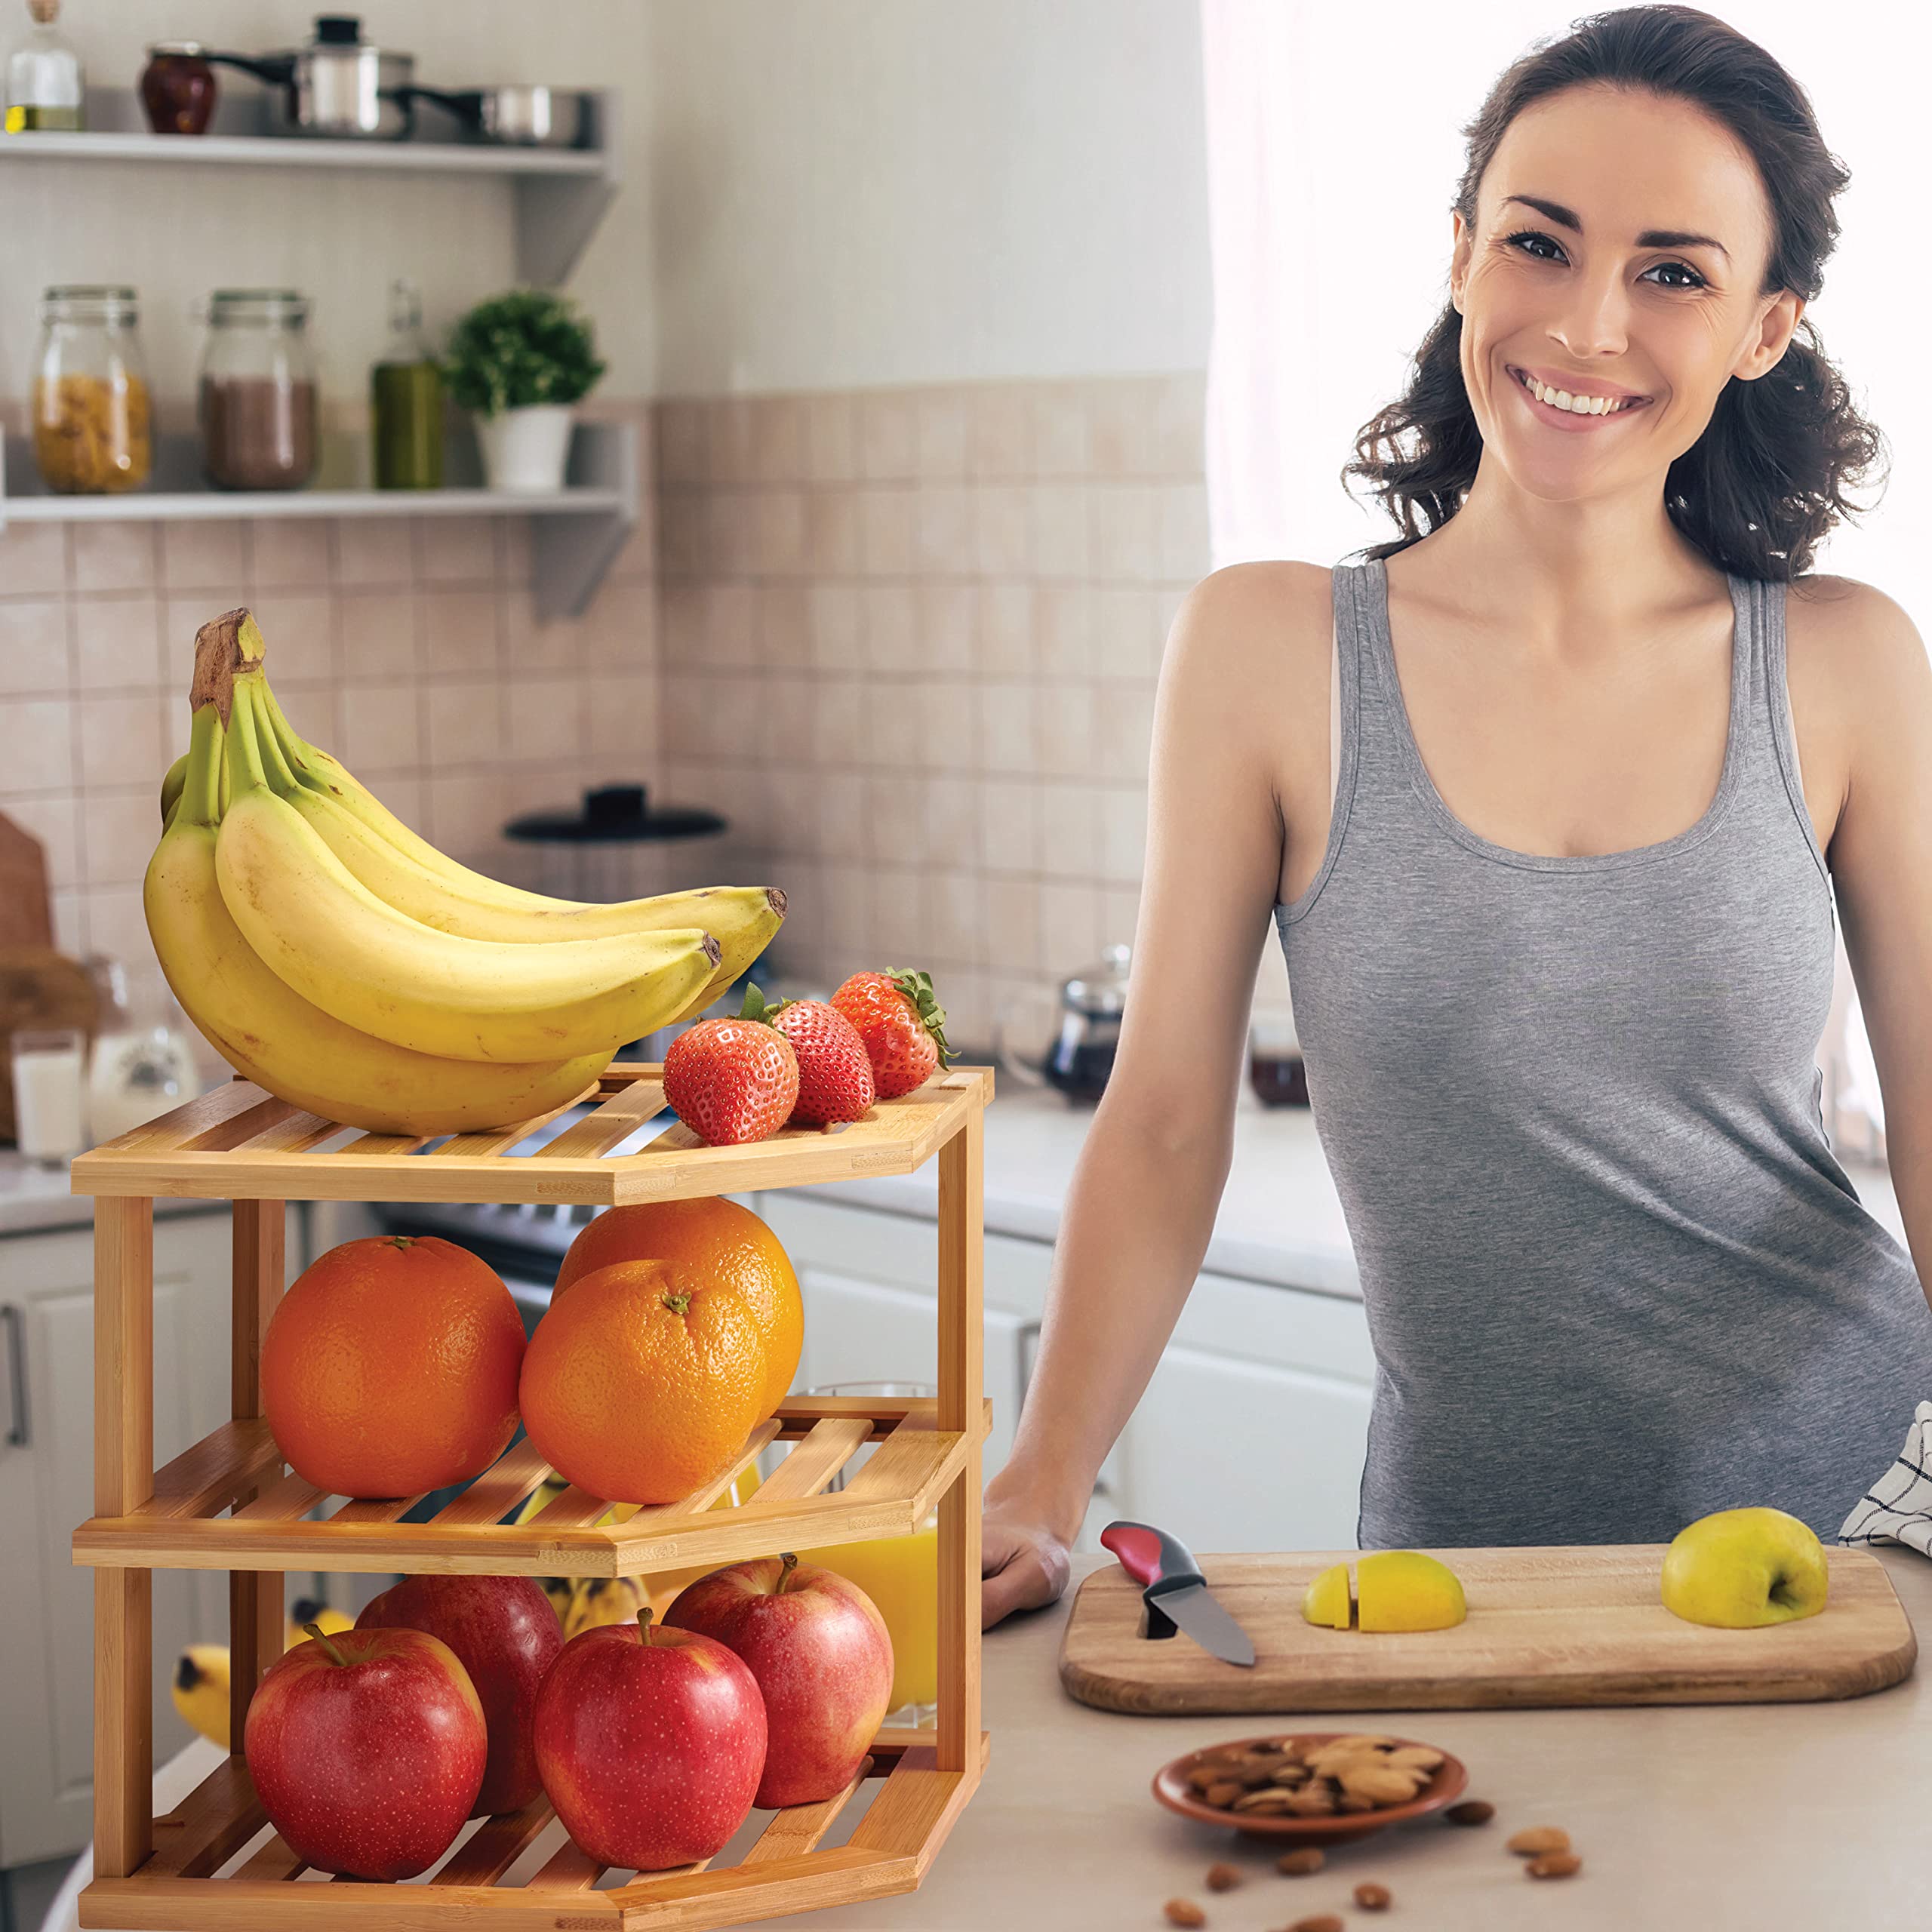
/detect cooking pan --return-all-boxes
[400,83,588,148]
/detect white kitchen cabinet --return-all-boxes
[0,1206,308,1871]
[747,1188,1373,1555]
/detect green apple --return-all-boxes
[1659,1506,1830,1629]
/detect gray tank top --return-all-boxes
[1275,555,1932,1549]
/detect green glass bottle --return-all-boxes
[370,278,444,490]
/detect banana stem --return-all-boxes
[179,705,225,829]
[248,679,302,794]
[224,675,271,797]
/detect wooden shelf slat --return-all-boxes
[232,1835,305,1881]
[526,1840,602,1890]
[229,1470,326,1523]
[68,1065,995,1204]
[746,1417,872,1503]
[738,1759,871,1866]
[430,1798,554,1887]
[140,1418,283,1521]
[428,1441,555,1527]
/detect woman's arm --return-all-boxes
[980,562,1315,1626]
[1818,580,1932,1317]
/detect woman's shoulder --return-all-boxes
[1164,559,1335,685]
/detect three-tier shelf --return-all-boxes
[69,1060,992,1930]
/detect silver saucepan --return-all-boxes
[207,15,414,140]
[400,83,589,148]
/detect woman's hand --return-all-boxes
[980,1492,1075,1629]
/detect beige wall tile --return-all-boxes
[1039,780,1099,878]
[816,770,869,860]
[985,875,1043,977]
[80,788,157,887]
[585,673,655,758]
[584,583,657,671]
[5,793,79,887]
[759,586,812,669]
[420,590,498,677]
[702,583,760,668]
[426,772,510,860]
[812,678,866,767]
[251,593,337,684]
[160,519,247,592]
[977,681,1037,774]
[821,860,875,960]
[973,485,1032,577]
[764,766,820,857]
[926,866,984,967]
[749,491,808,577]
[710,398,756,483]
[0,598,72,694]
[803,491,863,577]
[808,584,866,671]
[1034,586,1091,678]
[507,678,586,764]
[749,396,808,482]
[1037,878,1101,972]
[863,680,921,768]
[1158,482,1211,583]
[1029,485,1090,578]
[1089,485,1159,582]
[1089,377,1161,477]
[857,488,915,578]
[758,672,814,767]
[1097,783,1149,883]
[655,401,708,486]
[976,584,1034,678]
[335,518,414,586]
[918,585,976,675]
[417,518,497,586]
[425,679,503,767]
[1099,884,1142,953]
[1091,586,1166,681]
[497,515,538,589]
[870,863,930,958]
[861,586,919,672]
[922,774,981,866]
[250,518,332,589]
[920,678,979,770]
[979,777,1041,875]
[657,491,706,577]
[85,884,154,973]
[72,596,161,692]
[72,522,157,593]
[913,485,974,575]
[915,392,971,479]
[1096,683,1157,780]
[1035,682,1097,780]
[76,694,156,791]
[338,589,417,680]
[858,393,918,481]
[970,388,1033,480]
[0,522,69,596]
[340,682,423,773]
[802,394,859,484]
[1032,383,1092,478]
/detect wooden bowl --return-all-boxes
[1152,1730,1469,1846]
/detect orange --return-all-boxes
[260,1235,525,1500]
[555,1198,802,1419]
[520,1260,769,1505]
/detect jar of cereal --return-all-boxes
[32,285,152,494]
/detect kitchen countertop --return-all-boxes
[782,1546,1931,1930]
[2,1081,1912,1296]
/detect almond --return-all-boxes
[1353,1881,1393,1909]
[1283,1786,1337,1816]
[1203,1780,1244,1808]
[1231,1789,1297,1813]
[1286,1916,1344,1932]
[1204,1863,1241,1892]
[1338,1761,1423,1805]
[1276,1847,1326,1876]
[1445,1798,1495,1826]
[1507,1826,1571,1857]
[1527,1851,1583,1879]
[1163,1901,1206,1927]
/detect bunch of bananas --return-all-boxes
[146,610,786,1134]
[171,1599,354,1749]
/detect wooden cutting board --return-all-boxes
[1058,1546,1918,1712]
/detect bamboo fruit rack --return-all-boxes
[69,1059,993,1930]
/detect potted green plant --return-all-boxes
[444,288,606,494]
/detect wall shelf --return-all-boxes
[0,423,639,620]
[0,87,621,284]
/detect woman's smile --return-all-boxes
[1506,362,1657,434]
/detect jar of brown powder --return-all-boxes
[197,289,318,491]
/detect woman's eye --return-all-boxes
[1500,229,1705,289]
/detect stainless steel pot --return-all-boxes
[208,15,414,140]
[402,83,588,148]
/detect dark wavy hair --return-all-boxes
[1342,4,1887,580]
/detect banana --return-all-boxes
[255,678,778,1025]
[144,703,611,1134]
[213,680,720,1063]
[561,1575,650,1639]
[287,1598,352,1647]
[171,1644,232,1749]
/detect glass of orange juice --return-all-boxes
[787,1381,940,1727]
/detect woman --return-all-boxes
[981,5,1932,1629]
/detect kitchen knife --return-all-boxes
[1100,1519,1257,1667]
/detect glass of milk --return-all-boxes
[11,1027,88,1165]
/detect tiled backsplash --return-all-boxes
[0,373,1237,1060]
[649,373,1215,1048]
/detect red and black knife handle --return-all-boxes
[1100,1520,1204,1641]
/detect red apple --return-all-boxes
[243,1622,485,1880]
[662,1552,894,1807]
[533,1610,766,1869]
[356,1573,563,1817]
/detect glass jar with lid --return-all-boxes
[32,285,152,494]
[198,288,319,491]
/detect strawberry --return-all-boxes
[742,984,876,1128]
[829,968,952,1100]
[661,997,800,1146]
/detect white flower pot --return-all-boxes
[475,404,574,494]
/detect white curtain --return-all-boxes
[1201,0,1932,1164]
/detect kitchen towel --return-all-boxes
[1838,1399,1932,1559]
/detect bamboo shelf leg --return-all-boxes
[93,1196,155,1880]
[935,1106,983,1777]
[229,1201,286,1745]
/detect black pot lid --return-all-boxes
[503,783,728,845]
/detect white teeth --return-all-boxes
[1518,369,1641,416]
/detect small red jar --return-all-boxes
[140,42,217,136]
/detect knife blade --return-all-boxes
[1100,1519,1257,1667]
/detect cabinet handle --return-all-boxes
[2,1305,25,1448]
